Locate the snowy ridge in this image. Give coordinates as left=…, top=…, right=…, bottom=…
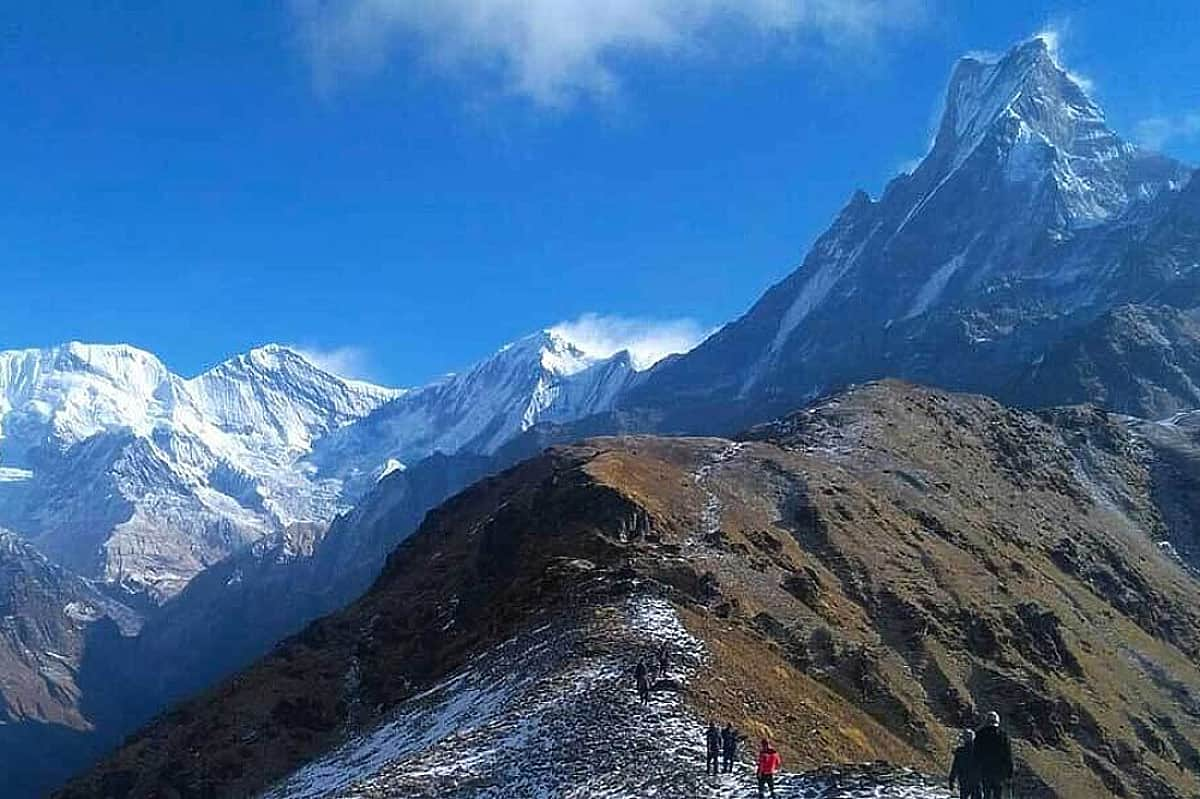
left=309, top=329, right=641, bottom=487
left=0, top=342, right=401, bottom=598
left=0, top=331, right=648, bottom=599
left=262, top=595, right=952, bottom=799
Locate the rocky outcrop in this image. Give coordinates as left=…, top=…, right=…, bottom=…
left=0, top=531, right=141, bottom=797
left=1013, top=305, right=1200, bottom=418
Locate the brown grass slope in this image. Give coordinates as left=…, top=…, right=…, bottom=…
left=59, top=381, right=1200, bottom=799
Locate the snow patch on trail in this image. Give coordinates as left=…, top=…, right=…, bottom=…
left=690, top=442, right=744, bottom=546
left=261, top=596, right=707, bottom=799
left=262, top=594, right=952, bottom=798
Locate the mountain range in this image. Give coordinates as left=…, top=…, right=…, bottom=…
left=5, top=33, right=1200, bottom=799
left=0, top=330, right=647, bottom=603
left=59, top=381, right=1200, bottom=798
left=0, top=331, right=658, bottom=795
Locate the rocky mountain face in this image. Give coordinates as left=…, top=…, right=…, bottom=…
left=625, top=36, right=1197, bottom=430
left=0, top=531, right=141, bottom=797
left=119, top=454, right=496, bottom=720
left=1125, top=411, right=1200, bottom=569
left=1011, top=304, right=1200, bottom=418
left=60, top=383, right=1200, bottom=799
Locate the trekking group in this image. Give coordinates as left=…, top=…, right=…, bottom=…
left=704, top=721, right=740, bottom=775
left=632, top=650, right=781, bottom=798
left=706, top=722, right=782, bottom=798
left=634, top=651, right=1012, bottom=798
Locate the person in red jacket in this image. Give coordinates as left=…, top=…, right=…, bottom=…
left=756, top=739, right=781, bottom=798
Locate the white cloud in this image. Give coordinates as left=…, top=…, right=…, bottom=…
left=1135, top=112, right=1200, bottom=152
left=293, top=0, right=926, bottom=106
left=550, top=313, right=711, bottom=370
left=291, top=344, right=378, bottom=382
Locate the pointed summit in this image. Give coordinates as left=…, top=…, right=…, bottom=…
left=492, top=329, right=598, bottom=378
left=910, top=35, right=1187, bottom=227
left=932, top=36, right=1102, bottom=168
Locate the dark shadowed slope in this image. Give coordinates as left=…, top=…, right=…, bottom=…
left=0, top=532, right=140, bottom=796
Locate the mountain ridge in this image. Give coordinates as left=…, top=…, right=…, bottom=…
left=0, top=331, right=653, bottom=602
left=58, top=381, right=1200, bottom=799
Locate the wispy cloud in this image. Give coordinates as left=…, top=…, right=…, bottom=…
left=291, top=344, right=379, bottom=382
left=550, top=313, right=712, bottom=370
left=1034, top=25, right=1094, bottom=93
left=293, top=0, right=926, bottom=106
left=1135, top=112, right=1200, bottom=152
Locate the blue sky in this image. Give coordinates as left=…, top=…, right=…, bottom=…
left=2, top=1, right=1197, bottom=386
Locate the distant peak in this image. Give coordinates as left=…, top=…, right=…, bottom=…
left=939, top=34, right=1095, bottom=147
left=197, top=344, right=333, bottom=382
left=493, top=329, right=596, bottom=377
left=247, top=343, right=305, bottom=365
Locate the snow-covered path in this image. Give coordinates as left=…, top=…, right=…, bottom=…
left=690, top=442, right=744, bottom=546
left=261, top=595, right=952, bottom=799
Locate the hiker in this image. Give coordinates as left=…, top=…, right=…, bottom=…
left=657, top=643, right=670, bottom=679
left=756, top=738, right=781, bottom=798
left=974, top=711, right=1013, bottom=799
left=721, top=722, right=739, bottom=773
left=949, top=729, right=981, bottom=799
left=635, top=661, right=650, bottom=704
left=705, top=722, right=722, bottom=776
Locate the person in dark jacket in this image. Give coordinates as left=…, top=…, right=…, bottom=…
left=705, top=722, right=722, bottom=775
left=949, top=729, right=981, bottom=799
left=974, top=711, right=1013, bottom=799
left=721, top=722, right=739, bottom=773
left=635, top=661, right=650, bottom=704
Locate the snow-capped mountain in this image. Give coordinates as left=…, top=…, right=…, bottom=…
left=309, top=329, right=642, bottom=494
left=627, top=35, right=1196, bottom=428
left=0, top=342, right=400, bottom=599
left=930, top=37, right=1181, bottom=228
left=0, top=334, right=644, bottom=601
left=0, top=330, right=661, bottom=795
